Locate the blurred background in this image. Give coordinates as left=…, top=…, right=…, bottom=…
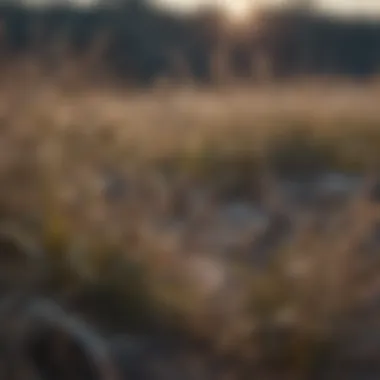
left=1, top=0, right=380, bottom=379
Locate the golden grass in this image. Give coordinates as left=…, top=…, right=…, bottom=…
left=2, top=77, right=380, bottom=377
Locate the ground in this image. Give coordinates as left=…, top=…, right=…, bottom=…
left=1, top=80, right=380, bottom=378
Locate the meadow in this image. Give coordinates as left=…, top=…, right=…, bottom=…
left=2, top=77, right=380, bottom=379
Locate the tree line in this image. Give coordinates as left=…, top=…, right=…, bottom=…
left=0, top=2, right=379, bottom=85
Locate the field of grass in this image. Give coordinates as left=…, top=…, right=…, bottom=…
left=2, top=79, right=380, bottom=378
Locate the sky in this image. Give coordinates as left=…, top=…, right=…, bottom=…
left=154, top=0, right=380, bottom=19
left=23, top=0, right=380, bottom=19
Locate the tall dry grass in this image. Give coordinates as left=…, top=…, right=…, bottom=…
left=1, top=72, right=380, bottom=378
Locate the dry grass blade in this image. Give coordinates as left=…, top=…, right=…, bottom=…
left=0, top=296, right=121, bottom=380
